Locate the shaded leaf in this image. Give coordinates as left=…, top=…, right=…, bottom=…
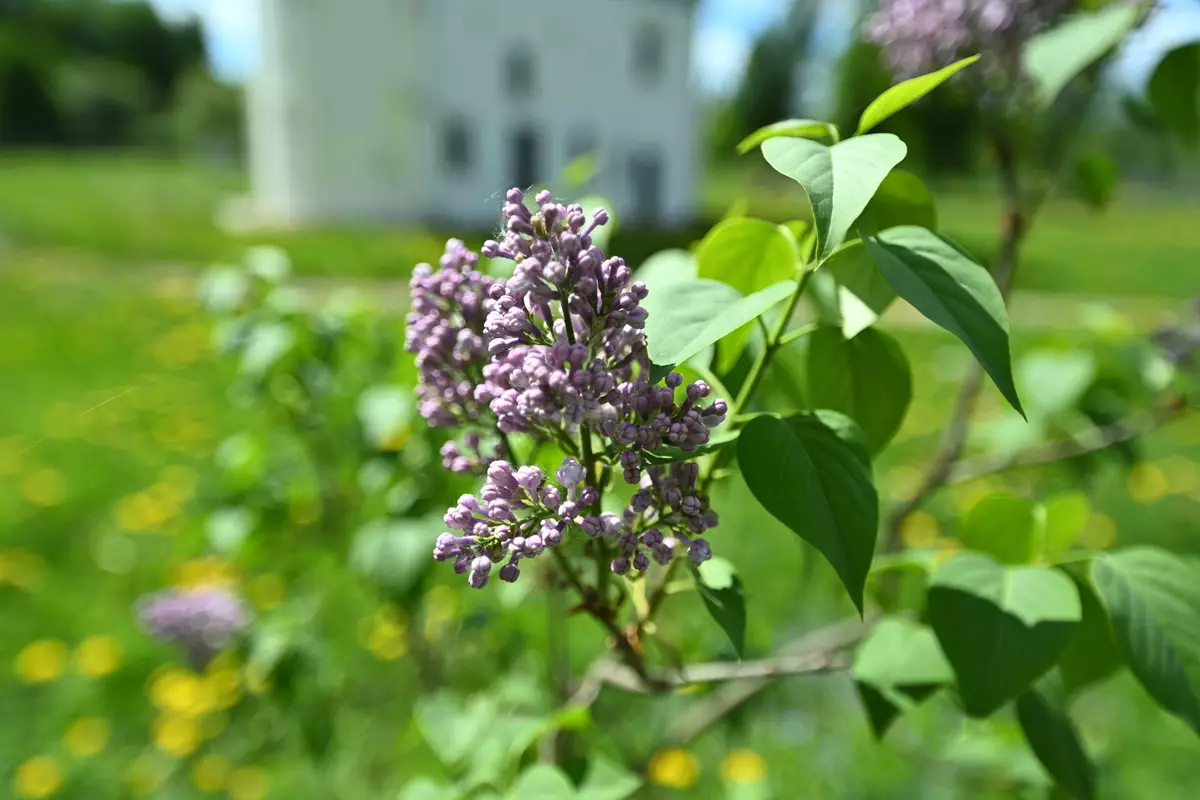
left=738, top=412, right=877, bottom=613
left=803, top=326, right=912, bottom=454
left=691, top=558, right=746, bottom=658
left=507, top=765, right=576, bottom=800
left=1059, top=570, right=1123, bottom=697
left=864, top=226, right=1023, bottom=416
left=697, top=217, right=798, bottom=297
left=1016, top=684, right=1096, bottom=800
left=642, top=429, right=741, bottom=466
left=853, top=618, right=953, bottom=738
left=928, top=553, right=1081, bottom=717
left=1148, top=43, right=1200, bottom=148
left=960, top=492, right=1037, bottom=565
left=1022, top=4, right=1141, bottom=107
left=857, top=55, right=980, bottom=134
left=578, top=757, right=642, bottom=800
left=823, top=241, right=897, bottom=338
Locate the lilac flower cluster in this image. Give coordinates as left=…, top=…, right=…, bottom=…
left=864, top=0, right=1073, bottom=79
left=137, top=587, right=250, bottom=668
left=433, top=457, right=597, bottom=587
left=613, top=462, right=718, bottom=575
left=405, top=239, right=495, bottom=427
left=411, top=187, right=729, bottom=588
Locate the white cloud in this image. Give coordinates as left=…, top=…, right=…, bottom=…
left=147, top=0, right=260, bottom=78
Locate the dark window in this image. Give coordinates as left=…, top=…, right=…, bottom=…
left=506, top=47, right=534, bottom=98
left=567, top=131, right=597, bottom=161
left=629, top=150, right=662, bottom=224
left=442, top=118, right=471, bottom=172
left=633, top=22, right=665, bottom=82
left=512, top=127, right=540, bottom=190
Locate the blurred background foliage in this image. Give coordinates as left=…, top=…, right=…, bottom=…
left=3, top=0, right=1200, bottom=798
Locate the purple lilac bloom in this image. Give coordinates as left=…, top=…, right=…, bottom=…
left=137, top=587, right=250, bottom=668
left=439, top=431, right=507, bottom=475
left=608, top=461, right=718, bottom=573
left=864, top=0, right=1074, bottom=80
left=406, top=239, right=495, bottom=427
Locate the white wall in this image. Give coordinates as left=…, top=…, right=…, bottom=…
left=248, top=0, right=698, bottom=229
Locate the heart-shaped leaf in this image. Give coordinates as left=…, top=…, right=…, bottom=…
left=1093, top=547, right=1200, bottom=735
left=697, top=217, right=798, bottom=296
left=738, top=118, right=839, bottom=153
left=863, top=226, right=1023, bottom=416
left=802, top=325, right=912, bottom=455
left=857, top=54, right=981, bottom=134
left=636, top=249, right=697, bottom=294
left=507, top=765, right=576, bottom=800
left=959, top=492, right=1037, bottom=565
left=643, top=278, right=796, bottom=368
left=822, top=241, right=897, bottom=338
left=853, top=617, right=953, bottom=738
left=761, top=134, right=908, bottom=258
left=928, top=553, right=1081, bottom=717
left=691, top=558, right=747, bottom=658
left=738, top=411, right=877, bottom=613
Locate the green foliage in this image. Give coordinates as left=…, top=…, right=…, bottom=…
left=801, top=326, right=913, bottom=455
left=928, top=553, right=1082, bottom=717
left=857, top=55, right=981, bottom=135
left=691, top=558, right=747, bottom=658
left=959, top=493, right=1038, bottom=565
left=1148, top=43, right=1200, bottom=148
left=760, top=134, right=908, bottom=259
left=696, top=217, right=798, bottom=296
left=852, top=618, right=953, bottom=738
left=1021, top=3, right=1143, bottom=108
left=863, top=226, right=1023, bottom=415
left=738, top=412, right=878, bottom=614
left=737, top=119, right=840, bottom=153
left=1093, top=548, right=1200, bottom=734
left=1015, top=683, right=1096, bottom=800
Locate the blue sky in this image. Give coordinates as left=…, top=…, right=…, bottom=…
left=150, top=0, right=1200, bottom=94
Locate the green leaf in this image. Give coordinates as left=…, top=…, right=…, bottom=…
left=863, top=226, right=1023, bottom=416
left=507, top=765, right=576, bottom=800
left=399, top=778, right=456, bottom=800
left=637, top=249, right=696, bottom=294
left=857, top=55, right=981, bottom=135
left=959, top=493, right=1037, bottom=565
left=928, top=553, right=1082, bottom=717
left=852, top=169, right=938, bottom=237
left=697, top=217, right=798, bottom=296
left=738, top=118, right=839, bottom=153
left=1016, top=684, right=1096, bottom=800
left=1092, top=547, right=1200, bottom=734
left=1148, top=43, right=1200, bottom=148
left=802, top=326, right=911, bottom=454
left=641, top=429, right=741, bottom=466
left=1072, top=150, right=1119, bottom=211
left=761, top=134, right=908, bottom=258
left=1059, top=570, right=1123, bottom=697
left=852, top=618, right=953, bottom=738
left=643, top=278, right=796, bottom=367
left=1040, top=493, right=1091, bottom=557
left=690, top=557, right=746, bottom=658
left=350, top=516, right=438, bottom=595
left=1022, top=4, right=1142, bottom=108
left=823, top=241, right=897, bottom=338
left=1016, top=350, right=1094, bottom=419
left=738, top=412, right=877, bottom=613
left=415, top=693, right=498, bottom=767
left=577, top=757, right=642, bottom=800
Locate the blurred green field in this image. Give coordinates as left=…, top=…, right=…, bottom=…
left=3, top=156, right=1200, bottom=798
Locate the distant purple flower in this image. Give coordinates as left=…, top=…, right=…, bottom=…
left=137, top=588, right=250, bottom=668
left=864, top=0, right=1073, bottom=80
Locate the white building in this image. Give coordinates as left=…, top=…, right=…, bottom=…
left=243, top=0, right=700, bottom=230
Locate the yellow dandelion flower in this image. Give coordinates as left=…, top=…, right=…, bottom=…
left=175, top=557, right=238, bottom=590
left=1127, top=463, right=1168, bottom=503
left=153, top=714, right=200, bottom=758
left=900, top=511, right=940, bottom=549
left=379, top=427, right=411, bottom=453
left=1079, top=513, right=1118, bottom=550
left=648, top=748, right=700, bottom=790
left=16, top=640, right=66, bottom=684
left=75, top=636, right=122, bottom=678
left=65, top=717, right=111, bottom=757
left=150, top=668, right=209, bottom=716
left=227, top=767, right=270, bottom=800
left=721, top=749, right=767, bottom=785
left=14, top=755, right=62, bottom=799
left=125, top=755, right=166, bottom=797
left=192, top=754, right=231, bottom=792
left=246, top=573, right=286, bottom=610
left=21, top=468, right=66, bottom=508
left=367, top=618, right=408, bottom=661
left=207, top=668, right=243, bottom=710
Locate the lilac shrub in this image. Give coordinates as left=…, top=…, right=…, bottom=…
left=864, top=0, right=1074, bottom=79
left=137, top=587, right=250, bottom=668
left=408, top=189, right=728, bottom=587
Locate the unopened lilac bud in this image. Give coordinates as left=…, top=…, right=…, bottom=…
left=680, top=496, right=703, bottom=517
left=687, top=381, right=710, bottom=401
left=579, top=486, right=598, bottom=507
left=499, top=562, right=521, bottom=583
left=641, top=528, right=664, bottom=547
left=556, top=457, right=587, bottom=489
left=506, top=188, right=525, bottom=204
left=689, top=538, right=712, bottom=566
left=611, top=556, right=631, bottom=575
left=666, top=372, right=683, bottom=389
left=618, top=532, right=638, bottom=552
left=535, top=189, right=553, bottom=205
left=540, top=485, right=563, bottom=509
left=580, top=516, right=602, bottom=537
left=592, top=209, right=610, bottom=227
left=633, top=551, right=650, bottom=571
left=454, top=554, right=471, bottom=574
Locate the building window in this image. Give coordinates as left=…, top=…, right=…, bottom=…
left=629, top=149, right=663, bottom=224
left=506, top=47, right=534, bottom=98
left=633, top=22, right=665, bottom=82
left=512, top=127, right=540, bottom=190
left=442, top=117, right=471, bottom=173
left=567, top=131, right=597, bottom=161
